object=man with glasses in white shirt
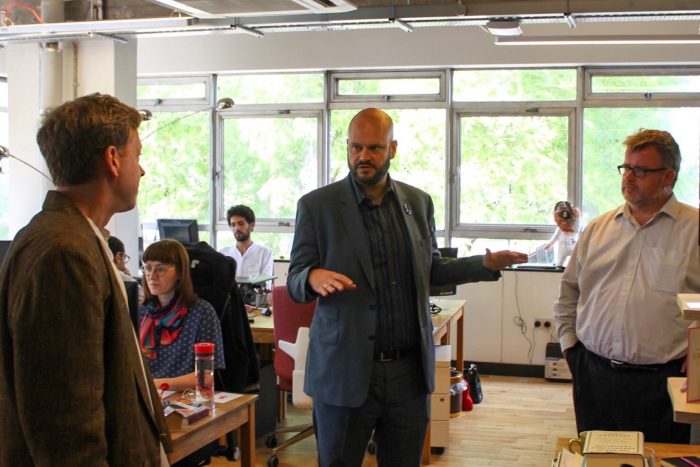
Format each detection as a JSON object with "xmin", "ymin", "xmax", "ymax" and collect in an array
[{"xmin": 555, "ymin": 129, "xmax": 699, "ymax": 443}]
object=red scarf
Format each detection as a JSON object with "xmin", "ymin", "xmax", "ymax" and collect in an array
[{"xmin": 139, "ymin": 295, "xmax": 189, "ymax": 360}]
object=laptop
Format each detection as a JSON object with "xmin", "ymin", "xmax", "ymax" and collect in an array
[{"xmin": 512, "ymin": 262, "xmax": 565, "ymax": 271}]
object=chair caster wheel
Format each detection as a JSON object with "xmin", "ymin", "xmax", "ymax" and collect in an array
[
  {"xmin": 367, "ymin": 440, "xmax": 376, "ymax": 455},
  {"xmin": 267, "ymin": 454, "xmax": 279, "ymax": 467},
  {"xmin": 265, "ymin": 435, "xmax": 277, "ymax": 448}
]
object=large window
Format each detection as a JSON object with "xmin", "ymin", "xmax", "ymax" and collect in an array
[
  {"xmin": 218, "ymin": 113, "xmax": 320, "ymax": 257},
  {"xmin": 582, "ymin": 107, "xmax": 700, "ymax": 219},
  {"xmin": 330, "ymin": 108, "xmax": 447, "ymax": 230},
  {"xmin": 137, "ymin": 67, "xmax": 699, "ymax": 258},
  {"xmin": 137, "ymin": 78, "xmax": 215, "ymax": 246},
  {"xmin": 457, "ymin": 114, "xmax": 570, "ymax": 228}
]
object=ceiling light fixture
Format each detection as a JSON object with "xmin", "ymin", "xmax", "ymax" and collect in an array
[
  {"xmin": 390, "ymin": 18, "xmax": 414, "ymax": 33},
  {"xmin": 484, "ymin": 19, "xmax": 522, "ymax": 37},
  {"xmin": 0, "ymin": 17, "xmax": 197, "ymax": 35},
  {"xmin": 564, "ymin": 13, "xmax": 577, "ymax": 28},
  {"xmin": 495, "ymin": 35, "xmax": 700, "ymax": 45},
  {"xmin": 235, "ymin": 25, "xmax": 264, "ymax": 38}
]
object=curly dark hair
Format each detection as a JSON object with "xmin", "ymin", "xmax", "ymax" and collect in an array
[{"xmin": 226, "ymin": 205, "xmax": 255, "ymax": 226}]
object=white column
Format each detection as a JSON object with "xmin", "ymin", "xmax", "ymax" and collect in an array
[
  {"xmin": 6, "ymin": 43, "xmax": 51, "ymax": 236},
  {"xmin": 76, "ymin": 39, "xmax": 141, "ymax": 267},
  {"xmin": 6, "ymin": 37, "xmax": 141, "ymax": 268}
]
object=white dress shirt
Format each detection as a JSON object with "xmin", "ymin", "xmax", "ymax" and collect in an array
[
  {"xmin": 555, "ymin": 195, "xmax": 700, "ymax": 364},
  {"xmin": 220, "ymin": 242, "xmax": 274, "ymax": 289}
]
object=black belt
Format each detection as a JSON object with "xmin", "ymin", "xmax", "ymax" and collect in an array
[
  {"xmin": 594, "ymin": 352, "xmax": 682, "ymax": 372},
  {"xmin": 375, "ymin": 347, "xmax": 418, "ymax": 362}
]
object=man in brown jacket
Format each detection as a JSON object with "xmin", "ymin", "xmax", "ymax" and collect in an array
[{"xmin": 0, "ymin": 93, "xmax": 171, "ymax": 465}]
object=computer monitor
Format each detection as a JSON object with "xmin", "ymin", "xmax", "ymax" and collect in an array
[
  {"xmin": 430, "ymin": 247, "xmax": 458, "ymax": 297},
  {"xmin": 157, "ymin": 218, "xmax": 199, "ymax": 244}
]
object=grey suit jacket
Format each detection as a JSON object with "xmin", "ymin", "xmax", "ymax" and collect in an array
[
  {"xmin": 287, "ymin": 175, "xmax": 499, "ymax": 408},
  {"xmin": 0, "ymin": 191, "xmax": 170, "ymax": 466}
]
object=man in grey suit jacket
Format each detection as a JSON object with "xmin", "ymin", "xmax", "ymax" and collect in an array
[
  {"xmin": 0, "ymin": 94, "xmax": 171, "ymax": 465},
  {"xmin": 287, "ymin": 108, "xmax": 527, "ymax": 467}
]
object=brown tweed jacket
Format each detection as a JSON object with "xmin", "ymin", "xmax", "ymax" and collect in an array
[{"xmin": 0, "ymin": 191, "xmax": 171, "ymax": 466}]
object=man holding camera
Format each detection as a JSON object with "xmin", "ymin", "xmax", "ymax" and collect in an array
[{"xmin": 554, "ymin": 129, "xmax": 699, "ymax": 443}]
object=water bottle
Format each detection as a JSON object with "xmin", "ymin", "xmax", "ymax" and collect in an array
[{"xmin": 194, "ymin": 342, "xmax": 215, "ymax": 410}]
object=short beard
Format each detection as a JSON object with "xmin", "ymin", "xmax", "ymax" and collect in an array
[
  {"xmin": 235, "ymin": 231, "xmax": 250, "ymax": 242},
  {"xmin": 349, "ymin": 158, "xmax": 391, "ymax": 187}
]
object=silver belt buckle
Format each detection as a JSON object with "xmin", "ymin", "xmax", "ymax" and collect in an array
[{"xmin": 610, "ymin": 359, "xmax": 624, "ymax": 369}]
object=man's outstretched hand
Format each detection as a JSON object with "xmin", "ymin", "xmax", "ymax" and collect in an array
[{"xmin": 482, "ymin": 248, "xmax": 529, "ymax": 271}]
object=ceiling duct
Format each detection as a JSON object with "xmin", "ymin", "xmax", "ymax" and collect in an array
[{"xmin": 145, "ymin": 0, "xmax": 357, "ymax": 18}]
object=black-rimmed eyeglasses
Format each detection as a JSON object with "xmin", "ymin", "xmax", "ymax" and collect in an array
[
  {"xmin": 617, "ymin": 164, "xmax": 668, "ymax": 178},
  {"xmin": 120, "ymin": 253, "xmax": 130, "ymax": 264}
]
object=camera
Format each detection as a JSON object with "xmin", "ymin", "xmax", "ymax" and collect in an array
[{"xmin": 559, "ymin": 210, "xmax": 572, "ymax": 220}]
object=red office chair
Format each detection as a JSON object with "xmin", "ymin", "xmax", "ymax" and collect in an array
[{"xmin": 265, "ymin": 285, "xmax": 316, "ymax": 467}]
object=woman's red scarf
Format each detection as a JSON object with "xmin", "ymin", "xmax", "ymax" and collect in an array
[{"xmin": 139, "ymin": 295, "xmax": 189, "ymax": 360}]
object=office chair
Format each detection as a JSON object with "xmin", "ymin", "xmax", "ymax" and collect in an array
[{"xmin": 265, "ymin": 285, "xmax": 316, "ymax": 467}]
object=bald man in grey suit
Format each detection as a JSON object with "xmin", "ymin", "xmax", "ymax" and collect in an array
[{"xmin": 287, "ymin": 108, "xmax": 527, "ymax": 467}]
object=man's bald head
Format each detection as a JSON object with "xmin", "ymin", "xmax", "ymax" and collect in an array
[{"xmin": 348, "ymin": 108, "xmax": 394, "ymax": 141}]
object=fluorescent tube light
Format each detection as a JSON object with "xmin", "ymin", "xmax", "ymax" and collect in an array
[
  {"xmin": 495, "ymin": 35, "xmax": 700, "ymax": 45},
  {"xmin": 235, "ymin": 25, "xmax": 264, "ymax": 38},
  {"xmin": 390, "ymin": 18, "xmax": 414, "ymax": 33},
  {"xmin": 0, "ymin": 17, "xmax": 196, "ymax": 35}
]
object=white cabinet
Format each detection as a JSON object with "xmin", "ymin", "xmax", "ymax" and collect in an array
[
  {"xmin": 431, "ymin": 345, "xmax": 451, "ymax": 448},
  {"xmin": 459, "ymin": 269, "xmax": 563, "ymax": 366}
]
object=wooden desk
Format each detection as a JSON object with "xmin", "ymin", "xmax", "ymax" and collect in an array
[
  {"xmin": 555, "ymin": 436, "xmax": 700, "ymax": 463},
  {"xmin": 668, "ymin": 377, "xmax": 700, "ymax": 424},
  {"xmin": 422, "ymin": 298, "xmax": 466, "ymax": 464},
  {"xmin": 168, "ymin": 393, "xmax": 258, "ymax": 466},
  {"xmin": 249, "ymin": 312, "xmax": 274, "ymax": 345}
]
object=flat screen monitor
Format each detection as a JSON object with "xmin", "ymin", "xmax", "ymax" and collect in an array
[
  {"xmin": 157, "ymin": 218, "xmax": 199, "ymax": 244},
  {"xmin": 430, "ymin": 247, "xmax": 458, "ymax": 297}
]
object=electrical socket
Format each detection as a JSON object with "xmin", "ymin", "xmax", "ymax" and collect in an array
[{"xmin": 534, "ymin": 318, "xmax": 553, "ymax": 329}]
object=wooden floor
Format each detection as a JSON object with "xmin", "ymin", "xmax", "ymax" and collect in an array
[{"xmin": 210, "ymin": 375, "xmax": 577, "ymax": 467}]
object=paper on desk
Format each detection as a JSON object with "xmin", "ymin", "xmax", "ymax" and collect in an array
[
  {"xmin": 214, "ymin": 392, "xmax": 245, "ymax": 404},
  {"xmin": 159, "ymin": 390, "xmax": 176, "ymax": 400},
  {"xmin": 557, "ymin": 448, "xmax": 583, "ymax": 467}
]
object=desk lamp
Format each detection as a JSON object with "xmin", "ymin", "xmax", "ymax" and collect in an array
[
  {"xmin": 0, "ymin": 145, "xmax": 52, "ymax": 182},
  {"xmin": 140, "ymin": 97, "xmax": 234, "ymax": 140}
]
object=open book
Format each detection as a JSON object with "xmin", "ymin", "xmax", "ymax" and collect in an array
[{"xmin": 582, "ymin": 431, "xmax": 645, "ymax": 467}]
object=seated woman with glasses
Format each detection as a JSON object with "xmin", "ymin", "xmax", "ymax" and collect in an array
[{"xmin": 139, "ymin": 239, "xmax": 225, "ymax": 391}]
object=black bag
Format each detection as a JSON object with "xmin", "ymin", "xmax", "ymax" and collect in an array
[
  {"xmin": 466, "ymin": 363, "xmax": 483, "ymax": 404},
  {"xmin": 185, "ymin": 241, "xmax": 259, "ymax": 393}
]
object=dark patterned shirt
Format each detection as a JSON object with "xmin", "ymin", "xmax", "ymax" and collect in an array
[
  {"xmin": 351, "ymin": 176, "xmax": 419, "ymax": 355},
  {"xmin": 138, "ymin": 298, "xmax": 225, "ymax": 378}
]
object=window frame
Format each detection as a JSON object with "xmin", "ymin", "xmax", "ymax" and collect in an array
[
  {"xmin": 133, "ymin": 66, "xmax": 700, "ymax": 254},
  {"xmin": 331, "ymin": 69, "xmax": 447, "ymax": 103},
  {"xmin": 451, "ymin": 104, "xmax": 577, "ymax": 241},
  {"xmin": 585, "ymin": 67, "xmax": 700, "ymax": 102},
  {"xmin": 213, "ymin": 108, "xmax": 325, "ymax": 238}
]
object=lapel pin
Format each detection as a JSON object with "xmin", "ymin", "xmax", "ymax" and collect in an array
[{"xmin": 403, "ymin": 201, "xmax": 413, "ymax": 215}]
